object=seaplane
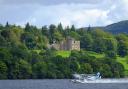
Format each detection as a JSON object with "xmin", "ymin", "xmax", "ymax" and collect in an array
[{"xmin": 71, "ymin": 72, "xmax": 101, "ymax": 83}]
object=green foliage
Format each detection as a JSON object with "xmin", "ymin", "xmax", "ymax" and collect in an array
[
  {"xmin": 0, "ymin": 48, "xmax": 12, "ymax": 64},
  {"xmin": 25, "ymin": 23, "xmax": 31, "ymax": 32},
  {"xmin": 79, "ymin": 63, "xmax": 93, "ymax": 74},
  {"xmin": 116, "ymin": 34, "xmax": 128, "ymax": 57},
  {"xmin": 54, "ymin": 31, "xmax": 63, "ymax": 42},
  {"xmin": 0, "ymin": 23, "xmax": 127, "ymax": 79},
  {"xmin": 85, "ymin": 51, "xmax": 105, "ymax": 58},
  {"xmin": 0, "ymin": 61, "xmax": 8, "ymax": 79},
  {"xmin": 18, "ymin": 60, "xmax": 32, "ymax": 79},
  {"xmin": 69, "ymin": 31, "xmax": 80, "ymax": 40},
  {"xmin": 0, "ymin": 35, "xmax": 7, "ymax": 47},
  {"xmin": 80, "ymin": 33, "xmax": 93, "ymax": 50},
  {"xmin": 57, "ymin": 23, "xmax": 63, "ymax": 34},
  {"xmin": 117, "ymin": 56, "xmax": 128, "ymax": 76},
  {"xmin": 1, "ymin": 29, "xmax": 11, "ymax": 39},
  {"xmin": 41, "ymin": 26, "xmax": 49, "ymax": 36},
  {"xmin": 71, "ymin": 25, "xmax": 76, "ymax": 32},
  {"xmin": 55, "ymin": 51, "xmax": 71, "ymax": 58},
  {"xmin": 32, "ymin": 62, "xmax": 48, "ymax": 78}
]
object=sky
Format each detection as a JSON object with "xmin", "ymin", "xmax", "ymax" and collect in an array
[{"xmin": 0, "ymin": 0, "xmax": 128, "ymax": 28}]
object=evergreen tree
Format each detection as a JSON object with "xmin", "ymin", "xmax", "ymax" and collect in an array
[
  {"xmin": 71, "ymin": 25, "xmax": 75, "ymax": 31},
  {"xmin": 25, "ymin": 22, "xmax": 31, "ymax": 32},
  {"xmin": 5, "ymin": 21, "xmax": 9, "ymax": 28},
  {"xmin": 57, "ymin": 23, "xmax": 63, "ymax": 33}
]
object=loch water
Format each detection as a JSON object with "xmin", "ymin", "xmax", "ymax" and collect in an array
[{"xmin": 0, "ymin": 79, "xmax": 128, "ymax": 89}]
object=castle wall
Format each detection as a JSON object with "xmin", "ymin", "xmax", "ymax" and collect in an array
[
  {"xmin": 70, "ymin": 41, "xmax": 80, "ymax": 51},
  {"xmin": 49, "ymin": 37, "xmax": 80, "ymax": 51}
]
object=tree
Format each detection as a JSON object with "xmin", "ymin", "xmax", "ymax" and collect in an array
[
  {"xmin": 1, "ymin": 29, "xmax": 10, "ymax": 39},
  {"xmin": 32, "ymin": 62, "xmax": 48, "ymax": 79},
  {"xmin": 0, "ymin": 48, "xmax": 12, "ymax": 64},
  {"xmin": 105, "ymin": 51, "xmax": 117, "ymax": 58},
  {"xmin": 18, "ymin": 60, "xmax": 32, "ymax": 79},
  {"xmin": 80, "ymin": 33, "xmax": 93, "ymax": 50},
  {"xmin": 70, "ymin": 61, "xmax": 80, "ymax": 72},
  {"xmin": 104, "ymin": 38, "xmax": 117, "ymax": 58},
  {"xmin": 49, "ymin": 24, "xmax": 57, "ymax": 43},
  {"xmin": 0, "ymin": 35, "xmax": 7, "ymax": 47},
  {"xmin": 69, "ymin": 31, "xmax": 80, "ymax": 40},
  {"xmin": 47, "ymin": 62, "xmax": 57, "ymax": 79},
  {"xmin": 99, "ymin": 64, "xmax": 112, "ymax": 78},
  {"xmin": 79, "ymin": 63, "xmax": 93, "ymax": 74},
  {"xmin": 54, "ymin": 31, "xmax": 63, "ymax": 42},
  {"xmin": 57, "ymin": 23, "xmax": 63, "ymax": 33},
  {"xmin": 116, "ymin": 34, "xmax": 128, "ymax": 57},
  {"xmin": 113, "ymin": 71, "xmax": 120, "ymax": 78},
  {"xmin": 42, "ymin": 25, "xmax": 49, "ymax": 36},
  {"xmin": 8, "ymin": 59, "xmax": 32, "ymax": 79},
  {"xmin": 10, "ymin": 44, "xmax": 29, "ymax": 60},
  {"xmin": 77, "ymin": 28, "xmax": 87, "ymax": 36},
  {"xmin": 0, "ymin": 24, "xmax": 3, "ymax": 30},
  {"xmin": 105, "ymin": 38, "xmax": 117, "ymax": 51},
  {"xmin": 93, "ymin": 38, "xmax": 106, "ymax": 53},
  {"xmin": 71, "ymin": 25, "xmax": 75, "ymax": 31},
  {"xmin": 0, "ymin": 61, "xmax": 8, "ymax": 79},
  {"xmin": 91, "ymin": 29, "xmax": 114, "ymax": 53},
  {"xmin": 21, "ymin": 32, "xmax": 36, "ymax": 49},
  {"xmin": 5, "ymin": 22, "xmax": 9, "ymax": 28},
  {"xmin": 87, "ymin": 25, "xmax": 91, "ymax": 32},
  {"xmin": 118, "ymin": 41, "xmax": 128, "ymax": 57},
  {"xmin": 25, "ymin": 23, "xmax": 31, "ymax": 32}
]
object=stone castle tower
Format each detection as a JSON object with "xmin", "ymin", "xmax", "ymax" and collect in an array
[{"xmin": 48, "ymin": 37, "xmax": 80, "ymax": 51}]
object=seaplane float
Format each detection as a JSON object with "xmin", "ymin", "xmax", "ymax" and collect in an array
[{"xmin": 71, "ymin": 72, "xmax": 101, "ymax": 83}]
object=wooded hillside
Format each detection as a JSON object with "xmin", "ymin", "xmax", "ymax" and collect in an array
[{"xmin": 0, "ymin": 22, "xmax": 128, "ymax": 79}]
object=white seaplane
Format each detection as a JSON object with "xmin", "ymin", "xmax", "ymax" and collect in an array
[{"xmin": 71, "ymin": 72, "xmax": 101, "ymax": 83}]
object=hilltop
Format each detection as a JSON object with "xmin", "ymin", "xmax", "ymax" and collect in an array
[
  {"xmin": 105, "ymin": 20, "xmax": 128, "ymax": 34},
  {"xmin": 82, "ymin": 20, "xmax": 128, "ymax": 34}
]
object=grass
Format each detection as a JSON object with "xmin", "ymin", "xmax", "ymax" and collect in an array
[
  {"xmin": 55, "ymin": 50, "xmax": 105, "ymax": 58},
  {"xmin": 87, "ymin": 51, "xmax": 105, "ymax": 58},
  {"xmin": 55, "ymin": 51, "xmax": 71, "ymax": 58},
  {"xmin": 116, "ymin": 56, "xmax": 128, "ymax": 76}
]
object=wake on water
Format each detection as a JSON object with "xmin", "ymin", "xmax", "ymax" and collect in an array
[
  {"xmin": 72, "ymin": 73, "xmax": 128, "ymax": 83},
  {"xmin": 78, "ymin": 79, "xmax": 128, "ymax": 83}
]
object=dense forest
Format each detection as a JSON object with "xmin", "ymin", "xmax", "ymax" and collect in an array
[{"xmin": 0, "ymin": 22, "xmax": 128, "ymax": 79}]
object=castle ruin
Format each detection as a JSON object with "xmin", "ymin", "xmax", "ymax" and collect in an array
[{"xmin": 48, "ymin": 37, "xmax": 80, "ymax": 51}]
